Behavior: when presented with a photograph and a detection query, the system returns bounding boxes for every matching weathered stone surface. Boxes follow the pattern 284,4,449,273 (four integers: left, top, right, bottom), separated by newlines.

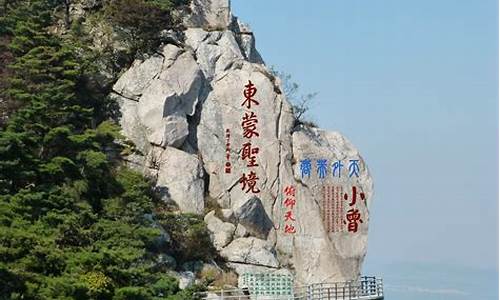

235,196,274,240
221,238,279,268
197,61,295,215
155,147,205,214
232,18,264,64
234,224,249,238
191,39,374,284
289,127,373,283
220,208,235,223
178,271,196,289
185,28,244,80
113,55,164,101
204,210,236,249
163,115,189,148
115,44,202,148
113,94,150,152
184,0,231,29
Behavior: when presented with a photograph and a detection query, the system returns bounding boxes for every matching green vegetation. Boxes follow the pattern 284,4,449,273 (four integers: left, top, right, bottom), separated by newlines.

0,0,209,299
105,0,187,54
157,213,217,264
270,67,318,128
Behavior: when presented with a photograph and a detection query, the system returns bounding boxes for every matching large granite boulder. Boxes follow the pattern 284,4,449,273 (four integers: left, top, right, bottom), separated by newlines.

155,147,205,214
231,18,264,64
290,127,373,282
221,237,279,268
204,210,236,249
235,196,274,240
184,0,232,30
114,44,203,149
185,28,245,80
113,0,375,286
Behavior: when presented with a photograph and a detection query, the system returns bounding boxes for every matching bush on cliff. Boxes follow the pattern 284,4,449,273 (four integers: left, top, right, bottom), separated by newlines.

158,212,217,264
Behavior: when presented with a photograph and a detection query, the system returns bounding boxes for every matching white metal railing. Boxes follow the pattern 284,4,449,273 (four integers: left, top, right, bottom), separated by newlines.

196,276,384,300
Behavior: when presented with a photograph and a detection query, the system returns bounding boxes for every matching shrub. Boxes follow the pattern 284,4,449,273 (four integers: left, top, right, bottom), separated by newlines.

150,276,179,297
270,67,318,128
113,286,151,300
158,213,217,263
211,271,238,289
105,0,186,54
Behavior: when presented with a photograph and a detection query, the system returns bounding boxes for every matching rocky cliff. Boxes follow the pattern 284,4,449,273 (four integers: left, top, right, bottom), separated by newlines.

111,0,374,286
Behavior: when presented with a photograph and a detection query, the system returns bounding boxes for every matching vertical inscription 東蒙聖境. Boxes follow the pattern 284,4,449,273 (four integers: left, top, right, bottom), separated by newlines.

238,80,261,194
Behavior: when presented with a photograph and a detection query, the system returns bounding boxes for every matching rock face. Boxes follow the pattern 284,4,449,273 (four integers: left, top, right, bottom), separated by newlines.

204,211,236,250
154,147,205,214
184,0,231,30
113,44,202,150
235,196,274,240
113,0,375,286
221,237,279,268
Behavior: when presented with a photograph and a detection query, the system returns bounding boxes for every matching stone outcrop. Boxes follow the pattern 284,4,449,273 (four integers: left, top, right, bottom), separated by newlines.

184,0,232,30
235,196,274,240
204,210,236,250
221,237,279,268
154,147,205,214
113,0,375,287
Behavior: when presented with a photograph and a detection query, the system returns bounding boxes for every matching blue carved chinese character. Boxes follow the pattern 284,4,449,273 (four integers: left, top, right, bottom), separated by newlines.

317,159,328,179
332,160,344,178
349,159,360,177
300,159,311,178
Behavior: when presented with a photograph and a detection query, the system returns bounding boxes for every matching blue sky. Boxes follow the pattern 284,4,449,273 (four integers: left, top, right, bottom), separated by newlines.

232,0,498,298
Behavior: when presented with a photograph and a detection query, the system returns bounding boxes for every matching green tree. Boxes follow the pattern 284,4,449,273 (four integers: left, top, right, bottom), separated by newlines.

105,0,189,55
270,67,318,128
0,1,207,299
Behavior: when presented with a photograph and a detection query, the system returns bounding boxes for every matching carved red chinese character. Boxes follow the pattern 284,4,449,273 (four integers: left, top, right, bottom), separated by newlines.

283,198,296,209
242,80,259,109
241,142,259,167
345,208,363,233
284,224,296,234
239,171,260,193
241,112,259,138
284,210,296,222
343,186,366,207
283,185,296,197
